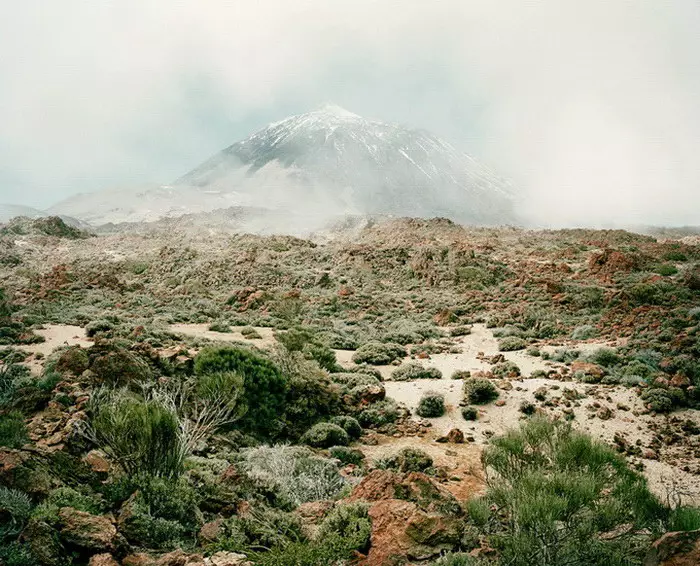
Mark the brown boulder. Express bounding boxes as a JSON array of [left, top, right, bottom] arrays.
[[644, 529, 700, 566], [436, 429, 465, 444], [294, 501, 335, 538], [58, 507, 118, 551], [365, 499, 462, 565], [83, 450, 111, 474], [358, 383, 386, 405], [349, 470, 459, 514], [199, 518, 225, 544], [89, 554, 120, 566], [123, 553, 157, 566], [207, 552, 252, 566]]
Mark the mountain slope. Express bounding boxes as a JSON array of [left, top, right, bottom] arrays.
[[50, 105, 516, 227], [176, 104, 515, 224], [0, 204, 46, 223]]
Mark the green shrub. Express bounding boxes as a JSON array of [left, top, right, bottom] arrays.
[[239, 445, 346, 507], [571, 325, 598, 340], [90, 394, 185, 478], [55, 346, 89, 375], [88, 342, 153, 387], [492, 360, 521, 378], [195, 346, 288, 437], [0, 542, 36, 566], [0, 487, 33, 539], [463, 379, 499, 404], [416, 391, 445, 418], [451, 370, 471, 380], [208, 321, 232, 333], [450, 326, 472, 337], [277, 367, 341, 439], [85, 319, 114, 337], [584, 347, 621, 368], [498, 336, 527, 351], [667, 506, 700, 532], [352, 342, 405, 365], [377, 447, 433, 473], [392, 363, 442, 381], [519, 400, 536, 415], [317, 502, 371, 553], [641, 387, 686, 413], [655, 264, 678, 276], [249, 534, 358, 566], [117, 476, 201, 549], [329, 415, 363, 439], [664, 250, 688, 262], [481, 417, 664, 566], [329, 446, 365, 466], [0, 411, 27, 448], [461, 406, 478, 421], [356, 399, 399, 428], [301, 423, 350, 448]]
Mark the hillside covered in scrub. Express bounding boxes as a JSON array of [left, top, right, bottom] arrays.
[[0, 215, 699, 566]]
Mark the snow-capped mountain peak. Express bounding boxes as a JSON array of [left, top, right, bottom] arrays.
[[50, 107, 516, 227]]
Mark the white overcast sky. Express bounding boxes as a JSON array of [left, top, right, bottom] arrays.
[[1, 0, 699, 226]]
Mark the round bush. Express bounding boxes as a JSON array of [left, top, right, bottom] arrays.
[[301, 423, 350, 448], [463, 378, 499, 405], [451, 370, 471, 380], [352, 342, 405, 365], [498, 337, 527, 352], [492, 361, 520, 378], [378, 447, 433, 473], [391, 363, 442, 381], [461, 406, 478, 421], [416, 391, 445, 418], [356, 399, 399, 428], [195, 346, 288, 437], [330, 416, 363, 439], [329, 446, 365, 466]]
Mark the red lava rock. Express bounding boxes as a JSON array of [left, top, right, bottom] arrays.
[[670, 374, 691, 388], [494, 399, 506, 407], [89, 554, 120, 566], [644, 529, 700, 566]]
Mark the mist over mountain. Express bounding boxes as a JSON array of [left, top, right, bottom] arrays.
[[47, 106, 515, 228]]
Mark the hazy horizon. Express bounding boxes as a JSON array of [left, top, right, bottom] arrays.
[[2, 1, 699, 227]]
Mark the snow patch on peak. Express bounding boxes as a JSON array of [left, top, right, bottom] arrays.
[[315, 103, 361, 119]]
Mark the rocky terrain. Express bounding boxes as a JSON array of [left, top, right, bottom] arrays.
[[0, 214, 699, 565]]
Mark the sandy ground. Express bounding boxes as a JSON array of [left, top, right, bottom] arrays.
[[11, 322, 698, 505], [336, 325, 700, 505], [7, 325, 93, 375]]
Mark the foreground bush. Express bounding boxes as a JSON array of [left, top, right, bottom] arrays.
[[195, 346, 288, 437], [0, 411, 27, 448], [329, 415, 363, 439], [301, 422, 350, 448], [90, 394, 185, 478], [463, 378, 499, 404], [239, 445, 346, 507], [392, 363, 442, 381], [377, 447, 433, 473], [498, 336, 527, 351], [352, 342, 405, 365], [416, 391, 446, 418], [478, 417, 665, 566]]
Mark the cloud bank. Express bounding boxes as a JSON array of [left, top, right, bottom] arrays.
[[1, 0, 699, 226]]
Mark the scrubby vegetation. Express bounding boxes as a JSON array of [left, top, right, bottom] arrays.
[[463, 378, 499, 404], [391, 362, 442, 381], [1, 217, 699, 564]]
